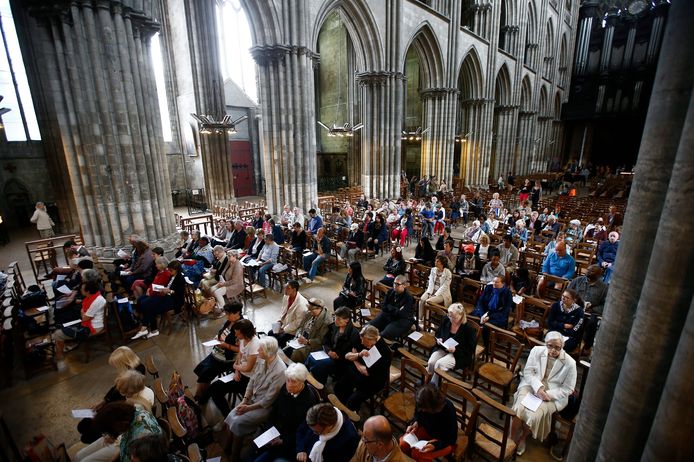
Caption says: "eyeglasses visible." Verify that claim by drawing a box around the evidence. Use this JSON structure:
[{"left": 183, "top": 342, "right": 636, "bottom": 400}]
[
  {"left": 546, "top": 344, "right": 562, "bottom": 351},
  {"left": 393, "top": 282, "right": 404, "bottom": 286},
  {"left": 361, "top": 436, "right": 379, "bottom": 444}
]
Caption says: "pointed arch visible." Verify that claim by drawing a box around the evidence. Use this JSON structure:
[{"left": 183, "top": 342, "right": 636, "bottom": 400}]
[
  {"left": 403, "top": 22, "right": 445, "bottom": 88},
  {"left": 539, "top": 85, "right": 549, "bottom": 115},
  {"left": 312, "top": 0, "right": 383, "bottom": 71},
  {"left": 494, "top": 64, "right": 512, "bottom": 106},
  {"left": 238, "top": 0, "right": 281, "bottom": 45},
  {"left": 554, "top": 91, "right": 563, "bottom": 118},
  {"left": 520, "top": 76, "right": 533, "bottom": 111},
  {"left": 457, "top": 47, "right": 484, "bottom": 100},
  {"left": 545, "top": 17, "right": 555, "bottom": 58}
]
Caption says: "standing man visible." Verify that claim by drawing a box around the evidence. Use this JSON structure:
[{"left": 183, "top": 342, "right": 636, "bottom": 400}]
[{"left": 30, "top": 202, "right": 55, "bottom": 238}]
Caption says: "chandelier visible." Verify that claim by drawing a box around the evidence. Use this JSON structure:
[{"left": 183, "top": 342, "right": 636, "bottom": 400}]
[
  {"left": 191, "top": 114, "right": 248, "bottom": 135},
  {"left": 401, "top": 127, "right": 429, "bottom": 142},
  {"left": 317, "top": 121, "right": 364, "bottom": 137},
  {"left": 455, "top": 131, "right": 472, "bottom": 143}
]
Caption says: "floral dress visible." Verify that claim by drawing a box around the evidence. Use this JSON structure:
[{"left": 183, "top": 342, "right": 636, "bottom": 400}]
[{"left": 119, "top": 407, "right": 163, "bottom": 462}]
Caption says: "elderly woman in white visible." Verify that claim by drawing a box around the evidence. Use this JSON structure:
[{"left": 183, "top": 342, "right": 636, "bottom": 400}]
[
  {"left": 511, "top": 331, "right": 577, "bottom": 456},
  {"left": 418, "top": 255, "right": 453, "bottom": 321}
]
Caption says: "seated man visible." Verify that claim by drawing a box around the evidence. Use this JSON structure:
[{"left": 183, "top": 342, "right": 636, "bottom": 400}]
[
  {"left": 255, "top": 234, "right": 280, "bottom": 288},
  {"left": 498, "top": 235, "right": 519, "bottom": 275},
  {"left": 225, "top": 220, "right": 247, "bottom": 250},
  {"left": 334, "top": 325, "right": 392, "bottom": 411},
  {"left": 537, "top": 242, "right": 575, "bottom": 297},
  {"left": 302, "top": 227, "right": 331, "bottom": 283},
  {"left": 597, "top": 231, "right": 619, "bottom": 283},
  {"left": 351, "top": 415, "right": 413, "bottom": 462},
  {"left": 268, "top": 280, "right": 308, "bottom": 347},
  {"left": 568, "top": 265, "right": 608, "bottom": 355},
  {"left": 369, "top": 275, "right": 415, "bottom": 340},
  {"left": 307, "top": 208, "right": 324, "bottom": 235}
]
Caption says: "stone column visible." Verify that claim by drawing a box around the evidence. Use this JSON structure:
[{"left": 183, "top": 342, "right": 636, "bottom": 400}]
[
  {"left": 356, "top": 72, "right": 405, "bottom": 199},
  {"left": 600, "top": 7, "right": 619, "bottom": 74},
  {"left": 420, "top": 88, "right": 457, "bottom": 185},
  {"left": 492, "top": 105, "right": 518, "bottom": 179},
  {"left": 252, "top": 45, "right": 318, "bottom": 214},
  {"left": 20, "top": 0, "right": 176, "bottom": 251},
  {"left": 574, "top": 1, "right": 599, "bottom": 76},
  {"left": 185, "top": 0, "right": 234, "bottom": 207},
  {"left": 515, "top": 111, "right": 536, "bottom": 175},
  {"left": 460, "top": 98, "right": 487, "bottom": 187}
]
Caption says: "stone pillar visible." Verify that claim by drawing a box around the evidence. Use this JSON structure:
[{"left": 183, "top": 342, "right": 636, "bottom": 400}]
[
  {"left": 356, "top": 72, "right": 404, "bottom": 199},
  {"left": 252, "top": 45, "right": 318, "bottom": 214},
  {"left": 492, "top": 105, "right": 518, "bottom": 179},
  {"left": 574, "top": 1, "right": 599, "bottom": 76},
  {"left": 185, "top": 0, "right": 234, "bottom": 207},
  {"left": 600, "top": 7, "right": 619, "bottom": 73},
  {"left": 515, "top": 111, "right": 536, "bottom": 175},
  {"left": 460, "top": 98, "right": 487, "bottom": 187},
  {"left": 421, "top": 88, "right": 457, "bottom": 185},
  {"left": 21, "top": 0, "right": 176, "bottom": 251}
]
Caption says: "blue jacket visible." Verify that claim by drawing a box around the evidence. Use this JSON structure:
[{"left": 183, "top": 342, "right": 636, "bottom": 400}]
[
  {"left": 472, "top": 285, "right": 513, "bottom": 328},
  {"left": 308, "top": 215, "right": 323, "bottom": 234},
  {"left": 272, "top": 224, "right": 285, "bottom": 245},
  {"left": 542, "top": 252, "right": 575, "bottom": 279},
  {"left": 597, "top": 240, "right": 618, "bottom": 265}
]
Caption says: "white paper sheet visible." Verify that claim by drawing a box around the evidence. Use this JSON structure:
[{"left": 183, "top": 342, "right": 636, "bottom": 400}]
[
  {"left": 202, "top": 339, "right": 221, "bottom": 347},
  {"left": 207, "top": 458, "right": 221, "bottom": 462},
  {"left": 310, "top": 351, "right": 330, "bottom": 361},
  {"left": 151, "top": 284, "right": 166, "bottom": 292},
  {"left": 360, "top": 308, "right": 371, "bottom": 317},
  {"left": 71, "top": 409, "right": 95, "bottom": 418},
  {"left": 362, "top": 345, "right": 382, "bottom": 368},
  {"left": 521, "top": 393, "right": 543, "bottom": 412},
  {"left": 287, "top": 338, "right": 305, "bottom": 350},
  {"left": 120, "top": 271, "right": 131, "bottom": 276},
  {"left": 117, "top": 297, "right": 129, "bottom": 304},
  {"left": 56, "top": 274, "right": 67, "bottom": 281},
  {"left": 271, "top": 322, "right": 281, "bottom": 333},
  {"left": 407, "top": 331, "right": 423, "bottom": 341},
  {"left": 219, "top": 374, "right": 235, "bottom": 383},
  {"left": 117, "top": 249, "right": 129, "bottom": 258},
  {"left": 62, "top": 319, "right": 81, "bottom": 327},
  {"left": 403, "top": 432, "right": 428, "bottom": 450},
  {"left": 36, "top": 306, "right": 49, "bottom": 312},
  {"left": 57, "top": 285, "right": 72, "bottom": 295},
  {"left": 439, "top": 337, "right": 459, "bottom": 349},
  {"left": 513, "top": 294, "right": 524, "bottom": 304},
  {"left": 253, "top": 426, "right": 280, "bottom": 448}
]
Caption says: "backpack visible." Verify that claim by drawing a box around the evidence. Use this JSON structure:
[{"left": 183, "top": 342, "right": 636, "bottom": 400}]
[{"left": 175, "top": 395, "right": 200, "bottom": 440}]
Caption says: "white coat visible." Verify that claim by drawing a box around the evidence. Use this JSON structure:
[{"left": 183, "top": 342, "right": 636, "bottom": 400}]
[
  {"left": 519, "top": 345, "right": 577, "bottom": 411},
  {"left": 278, "top": 292, "right": 309, "bottom": 335},
  {"left": 424, "top": 267, "right": 452, "bottom": 307}
]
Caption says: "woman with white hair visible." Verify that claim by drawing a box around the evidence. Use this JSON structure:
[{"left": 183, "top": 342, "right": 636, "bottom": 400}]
[
  {"left": 510, "top": 219, "right": 529, "bottom": 247},
  {"left": 565, "top": 219, "right": 583, "bottom": 244},
  {"left": 511, "top": 331, "right": 577, "bottom": 456},
  {"left": 224, "top": 336, "right": 287, "bottom": 461},
  {"left": 251, "top": 363, "right": 319, "bottom": 462},
  {"left": 464, "top": 220, "right": 484, "bottom": 243},
  {"left": 427, "top": 303, "right": 478, "bottom": 385}
]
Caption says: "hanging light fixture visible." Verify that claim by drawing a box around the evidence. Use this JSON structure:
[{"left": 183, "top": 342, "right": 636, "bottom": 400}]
[
  {"left": 401, "top": 127, "right": 429, "bottom": 142},
  {"left": 455, "top": 131, "right": 472, "bottom": 143},
  {"left": 317, "top": 121, "right": 364, "bottom": 137},
  {"left": 191, "top": 113, "right": 248, "bottom": 135}
]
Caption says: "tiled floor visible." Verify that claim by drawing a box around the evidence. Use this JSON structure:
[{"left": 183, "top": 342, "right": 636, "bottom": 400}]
[{"left": 0, "top": 217, "right": 559, "bottom": 461}]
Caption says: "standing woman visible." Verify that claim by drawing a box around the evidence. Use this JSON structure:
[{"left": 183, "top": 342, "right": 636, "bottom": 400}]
[
  {"left": 332, "top": 262, "right": 366, "bottom": 311},
  {"left": 30, "top": 201, "right": 55, "bottom": 238},
  {"left": 519, "top": 179, "right": 531, "bottom": 204}
]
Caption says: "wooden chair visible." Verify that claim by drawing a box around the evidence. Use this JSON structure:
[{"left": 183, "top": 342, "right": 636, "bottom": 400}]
[
  {"left": 382, "top": 357, "right": 430, "bottom": 428},
  {"left": 471, "top": 388, "right": 517, "bottom": 462},
  {"left": 146, "top": 355, "right": 160, "bottom": 379},
  {"left": 474, "top": 330, "right": 524, "bottom": 407},
  {"left": 511, "top": 297, "right": 551, "bottom": 342},
  {"left": 187, "top": 443, "right": 203, "bottom": 462},
  {"left": 167, "top": 406, "right": 187, "bottom": 442},
  {"left": 327, "top": 394, "right": 360, "bottom": 423},
  {"left": 441, "top": 382, "right": 480, "bottom": 462},
  {"left": 153, "top": 378, "right": 170, "bottom": 418},
  {"left": 542, "top": 274, "right": 569, "bottom": 302},
  {"left": 243, "top": 267, "right": 267, "bottom": 303},
  {"left": 460, "top": 278, "right": 483, "bottom": 314},
  {"left": 409, "top": 303, "right": 447, "bottom": 357}
]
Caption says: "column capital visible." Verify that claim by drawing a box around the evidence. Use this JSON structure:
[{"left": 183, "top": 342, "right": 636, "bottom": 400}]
[
  {"left": 251, "top": 45, "right": 292, "bottom": 66},
  {"left": 519, "top": 110, "right": 537, "bottom": 117},
  {"left": 495, "top": 104, "right": 519, "bottom": 112},
  {"left": 421, "top": 87, "right": 459, "bottom": 100},
  {"left": 355, "top": 71, "right": 406, "bottom": 86}
]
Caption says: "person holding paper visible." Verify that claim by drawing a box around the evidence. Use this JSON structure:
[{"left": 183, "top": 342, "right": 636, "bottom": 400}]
[
  {"left": 181, "top": 236, "right": 213, "bottom": 288},
  {"left": 268, "top": 280, "right": 309, "bottom": 347},
  {"left": 379, "top": 246, "right": 407, "bottom": 287},
  {"left": 369, "top": 275, "right": 415, "bottom": 340},
  {"left": 121, "top": 240, "right": 155, "bottom": 291},
  {"left": 251, "top": 363, "right": 318, "bottom": 462},
  {"left": 305, "top": 307, "right": 361, "bottom": 385},
  {"left": 295, "top": 403, "right": 359, "bottom": 462},
  {"left": 246, "top": 229, "right": 266, "bottom": 260},
  {"left": 224, "top": 336, "right": 287, "bottom": 462},
  {"left": 53, "top": 278, "right": 106, "bottom": 360},
  {"left": 255, "top": 234, "right": 280, "bottom": 288},
  {"left": 472, "top": 275, "right": 513, "bottom": 334},
  {"left": 351, "top": 415, "right": 414, "bottom": 462},
  {"left": 399, "top": 384, "right": 457, "bottom": 461},
  {"left": 208, "top": 319, "right": 260, "bottom": 417},
  {"left": 302, "top": 227, "right": 331, "bottom": 283},
  {"left": 426, "top": 303, "right": 477, "bottom": 385},
  {"left": 546, "top": 289, "right": 585, "bottom": 352},
  {"left": 131, "top": 260, "right": 185, "bottom": 340},
  {"left": 193, "top": 302, "right": 243, "bottom": 402},
  {"left": 510, "top": 331, "right": 577, "bottom": 456},
  {"left": 333, "top": 261, "right": 367, "bottom": 311},
  {"left": 283, "top": 298, "right": 331, "bottom": 363},
  {"left": 418, "top": 256, "right": 452, "bottom": 322},
  {"left": 334, "top": 325, "right": 392, "bottom": 411}
]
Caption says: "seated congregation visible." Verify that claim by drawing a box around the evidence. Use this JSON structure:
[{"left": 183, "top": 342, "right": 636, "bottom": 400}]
[{"left": 9, "top": 175, "right": 623, "bottom": 462}]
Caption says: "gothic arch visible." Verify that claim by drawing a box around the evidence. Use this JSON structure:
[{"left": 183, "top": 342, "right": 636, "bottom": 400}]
[
  {"left": 312, "top": 0, "right": 384, "bottom": 71},
  {"left": 545, "top": 18, "right": 555, "bottom": 59},
  {"left": 520, "top": 76, "right": 533, "bottom": 111},
  {"left": 554, "top": 91, "right": 563, "bottom": 118},
  {"left": 457, "top": 47, "right": 484, "bottom": 100},
  {"left": 238, "top": 0, "right": 282, "bottom": 45},
  {"left": 494, "top": 64, "right": 512, "bottom": 106},
  {"left": 539, "top": 85, "right": 549, "bottom": 115},
  {"left": 403, "top": 22, "right": 445, "bottom": 88}
]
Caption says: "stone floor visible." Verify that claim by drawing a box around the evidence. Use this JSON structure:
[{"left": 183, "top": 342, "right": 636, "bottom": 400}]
[{"left": 0, "top": 217, "right": 558, "bottom": 462}]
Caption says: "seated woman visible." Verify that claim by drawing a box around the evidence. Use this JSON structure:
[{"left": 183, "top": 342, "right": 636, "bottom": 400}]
[
  {"left": 114, "top": 370, "right": 155, "bottom": 413},
  {"left": 305, "top": 307, "right": 360, "bottom": 385},
  {"left": 437, "top": 240, "right": 456, "bottom": 272},
  {"left": 455, "top": 243, "right": 481, "bottom": 279},
  {"left": 463, "top": 220, "right": 484, "bottom": 243},
  {"left": 77, "top": 347, "right": 145, "bottom": 444},
  {"left": 121, "top": 240, "right": 154, "bottom": 291},
  {"left": 130, "top": 260, "right": 184, "bottom": 340},
  {"left": 193, "top": 302, "right": 243, "bottom": 402},
  {"left": 224, "top": 336, "right": 287, "bottom": 461},
  {"left": 209, "top": 249, "right": 244, "bottom": 305},
  {"left": 283, "top": 298, "right": 331, "bottom": 363},
  {"left": 53, "top": 276, "right": 106, "bottom": 360},
  {"left": 290, "top": 222, "right": 307, "bottom": 253},
  {"left": 198, "top": 246, "right": 230, "bottom": 311},
  {"left": 181, "top": 236, "right": 213, "bottom": 288},
  {"left": 412, "top": 236, "right": 436, "bottom": 267},
  {"left": 475, "top": 234, "right": 492, "bottom": 264},
  {"left": 472, "top": 276, "right": 513, "bottom": 344},
  {"left": 379, "top": 246, "right": 406, "bottom": 287},
  {"left": 208, "top": 319, "right": 259, "bottom": 417},
  {"left": 280, "top": 205, "right": 295, "bottom": 226},
  {"left": 251, "top": 363, "right": 319, "bottom": 462},
  {"left": 510, "top": 267, "right": 532, "bottom": 295},
  {"left": 369, "top": 275, "right": 415, "bottom": 340},
  {"left": 246, "top": 229, "right": 266, "bottom": 260},
  {"left": 510, "top": 220, "right": 529, "bottom": 248},
  {"left": 488, "top": 192, "right": 503, "bottom": 217},
  {"left": 334, "top": 325, "right": 392, "bottom": 411},
  {"left": 418, "top": 255, "right": 453, "bottom": 321},
  {"left": 511, "top": 332, "right": 577, "bottom": 456},
  {"left": 433, "top": 204, "right": 446, "bottom": 236},
  {"left": 295, "top": 403, "right": 359, "bottom": 462},
  {"left": 339, "top": 223, "right": 365, "bottom": 264},
  {"left": 75, "top": 402, "right": 162, "bottom": 462},
  {"left": 564, "top": 219, "right": 583, "bottom": 245},
  {"left": 400, "top": 384, "right": 458, "bottom": 461},
  {"left": 367, "top": 214, "right": 388, "bottom": 255},
  {"left": 391, "top": 210, "right": 413, "bottom": 247},
  {"left": 332, "top": 262, "right": 366, "bottom": 311},
  {"left": 547, "top": 289, "right": 585, "bottom": 352},
  {"left": 435, "top": 227, "right": 453, "bottom": 251},
  {"left": 427, "top": 303, "right": 477, "bottom": 385}
]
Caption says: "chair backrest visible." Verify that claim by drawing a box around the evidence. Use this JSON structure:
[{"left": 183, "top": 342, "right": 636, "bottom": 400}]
[
  {"left": 153, "top": 378, "right": 169, "bottom": 406},
  {"left": 157, "top": 417, "right": 172, "bottom": 442},
  {"left": 488, "top": 330, "right": 524, "bottom": 372},
  {"left": 167, "top": 406, "right": 187, "bottom": 439},
  {"left": 187, "top": 443, "right": 202, "bottom": 462},
  {"left": 423, "top": 303, "right": 447, "bottom": 334},
  {"left": 146, "top": 355, "right": 159, "bottom": 378},
  {"left": 543, "top": 274, "right": 569, "bottom": 301},
  {"left": 399, "top": 357, "right": 430, "bottom": 393},
  {"left": 441, "top": 382, "right": 479, "bottom": 439},
  {"left": 520, "top": 297, "right": 551, "bottom": 329},
  {"left": 461, "top": 278, "right": 482, "bottom": 307},
  {"left": 472, "top": 388, "right": 517, "bottom": 462}
]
